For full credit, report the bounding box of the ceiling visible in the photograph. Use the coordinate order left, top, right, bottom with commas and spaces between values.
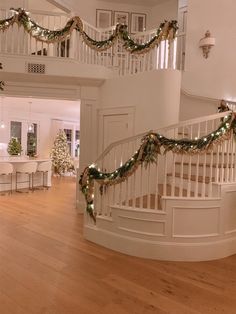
96, 0, 167, 6
3, 97, 80, 122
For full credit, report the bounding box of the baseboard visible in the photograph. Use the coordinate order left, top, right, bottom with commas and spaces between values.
84, 225, 236, 261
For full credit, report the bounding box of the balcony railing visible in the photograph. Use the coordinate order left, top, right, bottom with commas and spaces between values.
0, 9, 186, 75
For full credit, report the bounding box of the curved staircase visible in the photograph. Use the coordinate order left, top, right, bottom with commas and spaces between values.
83, 110, 236, 261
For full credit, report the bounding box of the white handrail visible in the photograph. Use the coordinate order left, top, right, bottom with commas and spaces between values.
95, 111, 232, 164
30, 9, 69, 17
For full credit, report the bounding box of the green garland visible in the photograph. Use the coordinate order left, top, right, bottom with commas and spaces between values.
80, 113, 236, 222
0, 62, 4, 91
0, 8, 178, 54
0, 81, 4, 91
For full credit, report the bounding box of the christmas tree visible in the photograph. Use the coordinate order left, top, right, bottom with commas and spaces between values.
51, 129, 74, 175
7, 137, 22, 155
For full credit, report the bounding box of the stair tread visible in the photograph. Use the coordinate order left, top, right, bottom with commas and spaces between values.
175, 162, 235, 168
168, 172, 213, 183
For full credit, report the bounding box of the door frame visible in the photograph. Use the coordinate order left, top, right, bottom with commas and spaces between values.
98, 106, 135, 154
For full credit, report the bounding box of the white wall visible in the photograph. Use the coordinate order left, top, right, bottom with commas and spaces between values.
179, 92, 218, 121
149, 0, 178, 29
0, 0, 25, 9
60, 0, 177, 30
183, 0, 236, 101
100, 69, 181, 134
0, 0, 64, 12
62, 0, 151, 27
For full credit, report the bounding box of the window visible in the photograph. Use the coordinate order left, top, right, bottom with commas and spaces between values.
64, 128, 72, 155
10, 121, 38, 157
10, 121, 22, 143
27, 123, 37, 157
75, 130, 80, 157
131, 13, 146, 33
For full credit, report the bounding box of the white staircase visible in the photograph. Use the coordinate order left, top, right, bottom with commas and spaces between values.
83, 110, 236, 261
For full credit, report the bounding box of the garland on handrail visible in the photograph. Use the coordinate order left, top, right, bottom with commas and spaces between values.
80, 113, 236, 222
0, 8, 178, 54
0, 62, 4, 91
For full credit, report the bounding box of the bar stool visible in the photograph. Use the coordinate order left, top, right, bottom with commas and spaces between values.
15, 162, 38, 192
37, 161, 52, 189
0, 163, 13, 195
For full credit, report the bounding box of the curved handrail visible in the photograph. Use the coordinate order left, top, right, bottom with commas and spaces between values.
181, 89, 236, 107
95, 110, 232, 164
181, 89, 220, 103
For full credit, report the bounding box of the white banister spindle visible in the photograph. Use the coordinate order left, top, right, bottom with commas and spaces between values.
225, 139, 230, 182
147, 163, 151, 209
171, 152, 176, 197
215, 144, 220, 183
140, 164, 144, 207
155, 158, 159, 209
201, 121, 208, 196
179, 153, 184, 197
230, 136, 234, 182
188, 153, 193, 197
201, 152, 207, 197
233, 138, 236, 182
132, 171, 136, 208
163, 155, 167, 196
194, 154, 200, 197
220, 142, 225, 183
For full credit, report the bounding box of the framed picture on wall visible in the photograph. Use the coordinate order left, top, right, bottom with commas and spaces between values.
131, 13, 146, 33
96, 9, 112, 28
114, 11, 129, 26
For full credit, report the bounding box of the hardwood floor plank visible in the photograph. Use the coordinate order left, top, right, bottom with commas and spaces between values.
0, 290, 27, 314
0, 177, 236, 314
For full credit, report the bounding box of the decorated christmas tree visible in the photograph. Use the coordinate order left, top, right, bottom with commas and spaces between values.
7, 137, 22, 156
51, 129, 74, 175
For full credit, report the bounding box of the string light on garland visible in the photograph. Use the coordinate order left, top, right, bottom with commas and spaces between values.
80, 113, 236, 222
0, 8, 178, 55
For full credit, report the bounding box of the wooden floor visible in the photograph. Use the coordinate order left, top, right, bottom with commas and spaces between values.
0, 177, 236, 314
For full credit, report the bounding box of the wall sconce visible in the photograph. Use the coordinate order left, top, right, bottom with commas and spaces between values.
199, 30, 215, 58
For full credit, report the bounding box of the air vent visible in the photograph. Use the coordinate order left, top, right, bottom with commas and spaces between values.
27, 63, 46, 74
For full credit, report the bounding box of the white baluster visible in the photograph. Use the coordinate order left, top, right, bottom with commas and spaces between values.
225, 138, 230, 182
147, 163, 151, 209
155, 157, 159, 209
163, 154, 167, 197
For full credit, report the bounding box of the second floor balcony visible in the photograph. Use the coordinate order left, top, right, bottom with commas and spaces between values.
0, 8, 185, 81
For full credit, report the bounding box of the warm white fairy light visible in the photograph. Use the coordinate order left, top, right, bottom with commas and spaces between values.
0, 121, 5, 129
